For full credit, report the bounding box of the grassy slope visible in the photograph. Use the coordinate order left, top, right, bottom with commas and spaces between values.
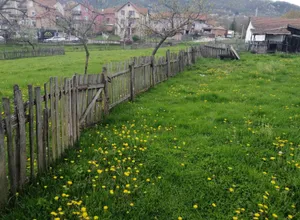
1, 53, 300, 220
0, 44, 187, 98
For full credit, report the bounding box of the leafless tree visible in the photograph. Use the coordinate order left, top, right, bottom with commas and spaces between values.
143, 0, 206, 56
0, 0, 27, 40
39, 1, 103, 74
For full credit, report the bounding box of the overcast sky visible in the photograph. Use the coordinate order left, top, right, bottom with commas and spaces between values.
272, 0, 300, 6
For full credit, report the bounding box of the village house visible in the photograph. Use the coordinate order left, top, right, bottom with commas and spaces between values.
101, 2, 148, 40
245, 17, 300, 53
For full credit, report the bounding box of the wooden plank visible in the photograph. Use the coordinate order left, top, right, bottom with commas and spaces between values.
69, 79, 73, 146
2, 98, 17, 194
14, 85, 26, 188
102, 68, 109, 115
59, 79, 64, 154
63, 78, 69, 149
230, 46, 241, 60
79, 88, 103, 125
71, 76, 77, 143
96, 74, 102, 122
50, 78, 56, 161
87, 75, 93, 125
130, 59, 135, 101
0, 113, 8, 206
75, 75, 80, 138
43, 109, 48, 168
35, 87, 44, 173
28, 85, 34, 180
54, 77, 61, 158
44, 83, 50, 167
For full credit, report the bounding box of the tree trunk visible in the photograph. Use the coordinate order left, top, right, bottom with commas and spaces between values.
27, 41, 35, 50
82, 41, 90, 75
152, 36, 168, 56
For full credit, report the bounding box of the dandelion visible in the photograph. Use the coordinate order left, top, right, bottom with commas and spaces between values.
193, 204, 198, 209
67, 181, 72, 185
109, 190, 114, 195
212, 203, 216, 207
97, 169, 103, 174
233, 217, 238, 220
254, 213, 260, 217
130, 203, 134, 207
94, 216, 99, 219
207, 177, 212, 181
103, 206, 108, 210
51, 212, 58, 216
178, 217, 183, 220
288, 215, 293, 219
54, 196, 59, 201
44, 186, 48, 189
285, 187, 290, 191
81, 207, 87, 212
229, 188, 234, 192
272, 213, 278, 218
146, 178, 150, 182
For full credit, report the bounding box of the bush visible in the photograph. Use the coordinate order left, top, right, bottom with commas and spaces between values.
132, 35, 140, 42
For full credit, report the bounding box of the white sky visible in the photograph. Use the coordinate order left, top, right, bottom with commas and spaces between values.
272, 0, 300, 6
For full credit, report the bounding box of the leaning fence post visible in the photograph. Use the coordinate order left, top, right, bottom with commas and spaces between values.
166, 49, 171, 78
101, 67, 109, 115
130, 58, 136, 101
2, 98, 17, 194
0, 113, 8, 206
14, 85, 26, 189
35, 87, 44, 173
151, 56, 156, 87
191, 47, 196, 64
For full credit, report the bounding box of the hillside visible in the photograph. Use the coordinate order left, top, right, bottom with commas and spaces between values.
69, 0, 300, 17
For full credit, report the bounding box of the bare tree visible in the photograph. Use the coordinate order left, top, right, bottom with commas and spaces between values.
0, 0, 27, 40
143, 0, 206, 56
39, 1, 103, 74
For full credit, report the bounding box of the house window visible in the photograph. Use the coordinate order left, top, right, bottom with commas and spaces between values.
121, 10, 125, 15
129, 11, 135, 16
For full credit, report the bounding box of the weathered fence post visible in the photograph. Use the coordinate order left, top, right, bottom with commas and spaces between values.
151, 56, 156, 87
166, 50, 171, 78
191, 47, 196, 64
14, 85, 26, 189
101, 67, 109, 115
0, 113, 8, 206
129, 58, 136, 101
28, 85, 34, 181
35, 87, 45, 173
2, 98, 17, 194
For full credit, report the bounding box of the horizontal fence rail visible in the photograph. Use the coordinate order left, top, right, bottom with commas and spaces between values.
0, 47, 65, 60
0, 44, 234, 208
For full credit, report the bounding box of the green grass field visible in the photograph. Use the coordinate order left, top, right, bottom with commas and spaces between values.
1, 53, 300, 220
0, 44, 187, 98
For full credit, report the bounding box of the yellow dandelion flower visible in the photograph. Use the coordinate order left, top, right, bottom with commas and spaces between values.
207, 177, 212, 181
272, 213, 278, 218
233, 217, 238, 220
94, 216, 99, 220
130, 203, 134, 207
178, 217, 183, 220
81, 207, 87, 212
110, 190, 114, 195
146, 178, 150, 182
51, 212, 58, 216
229, 188, 234, 192
254, 213, 260, 217
103, 206, 108, 210
212, 203, 216, 207
54, 196, 59, 201
97, 169, 103, 174
67, 181, 72, 185
288, 215, 293, 219
193, 204, 198, 209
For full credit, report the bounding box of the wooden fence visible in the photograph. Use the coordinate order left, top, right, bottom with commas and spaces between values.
0, 44, 231, 208
0, 47, 65, 60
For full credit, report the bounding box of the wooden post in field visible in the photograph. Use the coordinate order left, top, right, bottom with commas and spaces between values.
2, 98, 17, 194
0, 113, 8, 206
14, 85, 26, 189
101, 67, 109, 115
166, 50, 171, 78
28, 85, 34, 180
151, 56, 156, 87
129, 58, 136, 101
191, 47, 196, 64
35, 87, 44, 173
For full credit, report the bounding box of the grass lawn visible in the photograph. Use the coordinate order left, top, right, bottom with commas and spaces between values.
1, 53, 300, 220
0, 44, 187, 98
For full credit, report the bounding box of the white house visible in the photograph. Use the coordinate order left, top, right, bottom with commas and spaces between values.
245, 17, 300, 43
